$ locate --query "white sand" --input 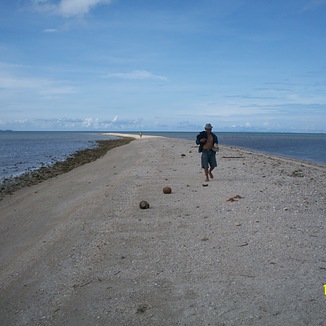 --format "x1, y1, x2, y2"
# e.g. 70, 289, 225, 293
105, 132, 163, 139
0, 136, 325, 325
